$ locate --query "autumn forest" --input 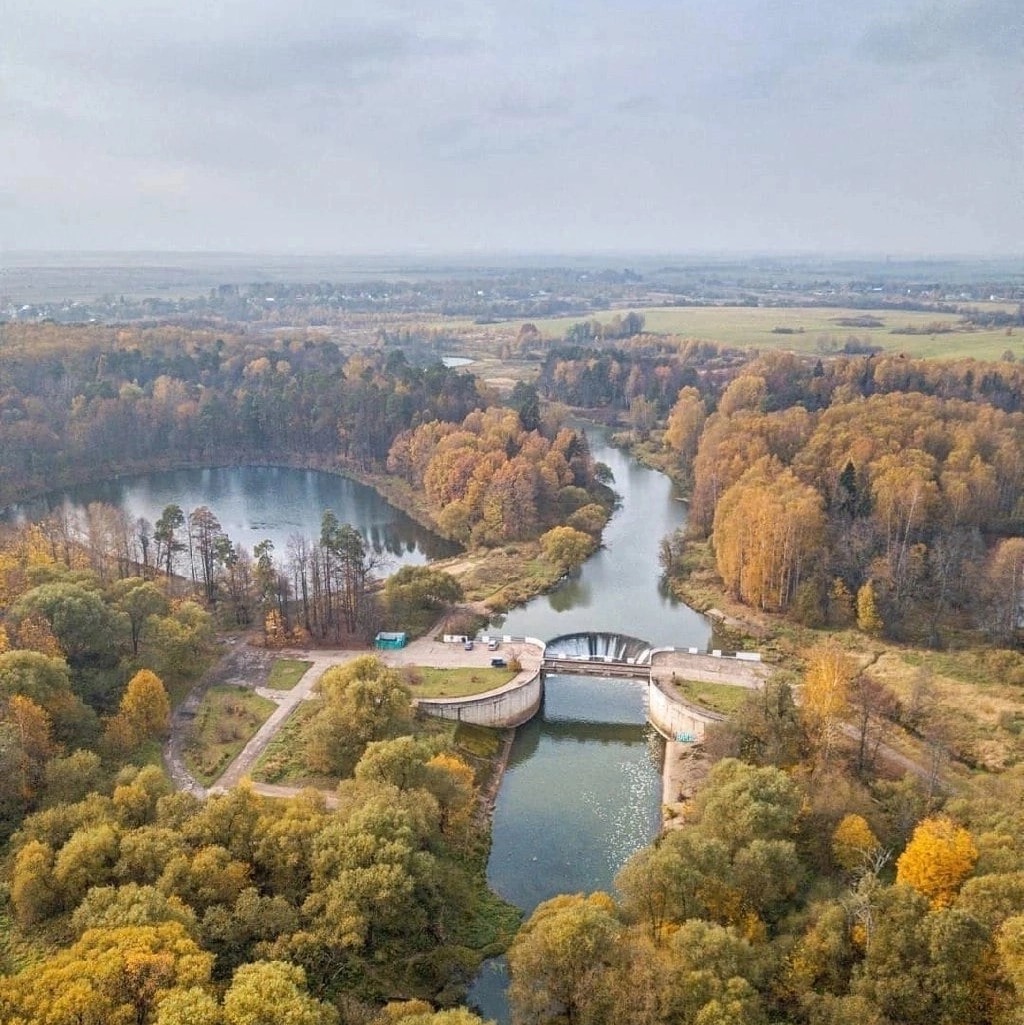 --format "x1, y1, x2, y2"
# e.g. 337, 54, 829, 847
2, 276, 1024, 1025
